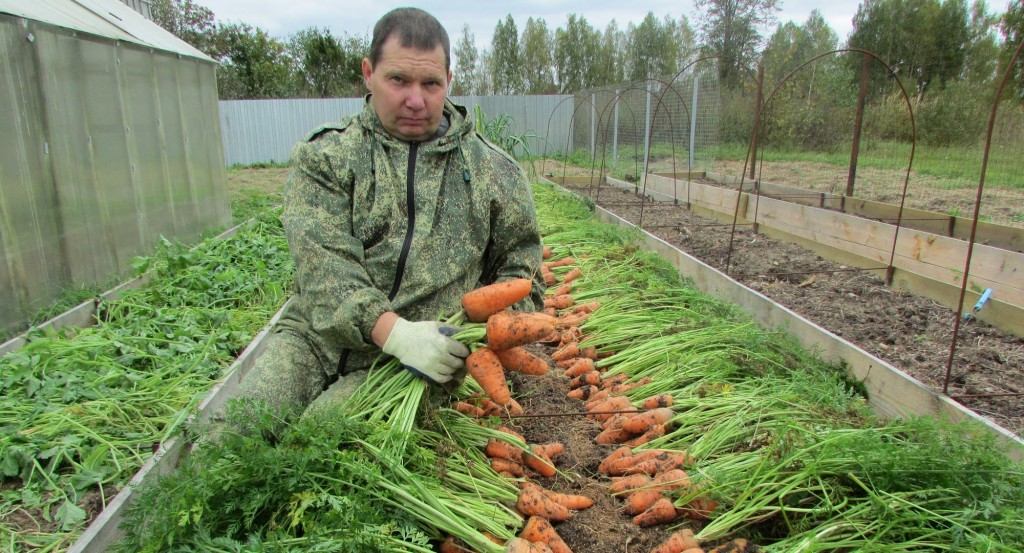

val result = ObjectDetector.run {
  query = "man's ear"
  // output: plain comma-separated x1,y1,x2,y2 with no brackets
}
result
362,57,373,85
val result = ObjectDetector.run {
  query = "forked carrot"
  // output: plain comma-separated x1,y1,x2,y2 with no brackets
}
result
486,311,557,351
650,529,700,553
633,497,679,527
519,516,572,553
516,485,572,521
461,278,534,322
466,347,511,405
495,347,549,376
622,407,676,434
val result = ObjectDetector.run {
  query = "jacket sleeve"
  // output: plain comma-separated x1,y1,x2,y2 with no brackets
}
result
482,156,545,312
282,135,391,351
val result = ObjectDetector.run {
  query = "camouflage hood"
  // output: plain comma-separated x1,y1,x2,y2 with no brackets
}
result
276,97,544,375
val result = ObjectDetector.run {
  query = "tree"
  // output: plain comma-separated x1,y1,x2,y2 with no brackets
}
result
761,10,838,90
962,0,999,86
217,23,292,99
452,24,483,95
554,14,601,92
1000,0,1024,100
695,0,780,89
521,17,556,93
625,12,681,82
491,15,522,94
848,0,970,99
596,20,627,87
289,28,365,98
150,0,220,57
675,15,699,71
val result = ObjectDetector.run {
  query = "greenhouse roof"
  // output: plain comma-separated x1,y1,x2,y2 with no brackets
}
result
0,0,214,62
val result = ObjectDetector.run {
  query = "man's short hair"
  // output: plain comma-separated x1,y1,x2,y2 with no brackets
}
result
369,7,451,72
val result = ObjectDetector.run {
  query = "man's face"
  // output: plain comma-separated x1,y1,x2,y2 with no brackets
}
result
362,36,451,143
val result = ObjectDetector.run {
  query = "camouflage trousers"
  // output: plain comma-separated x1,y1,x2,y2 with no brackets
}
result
232,330,367,428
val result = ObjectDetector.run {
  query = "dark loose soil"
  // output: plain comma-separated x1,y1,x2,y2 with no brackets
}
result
557,183,1024,439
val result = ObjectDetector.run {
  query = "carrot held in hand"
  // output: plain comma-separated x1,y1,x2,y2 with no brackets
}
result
467,347,511,405
462,278,534,322
487,311,557,351
495,347,549,376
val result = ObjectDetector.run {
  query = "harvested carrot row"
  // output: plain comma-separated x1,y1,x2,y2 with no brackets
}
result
544,294,575,310
505,537,554,553
516,484,572,521
562,266,583,283
519,516,572,553
495,347,549,376
461,278,534,322
466,347,511,405
563,357,596,378
650,529,700,553
633,497,679,527
487,311,558,351
622,407,676,434
523,444,557,477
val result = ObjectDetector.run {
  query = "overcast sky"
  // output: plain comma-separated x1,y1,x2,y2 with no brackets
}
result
197,0,864,52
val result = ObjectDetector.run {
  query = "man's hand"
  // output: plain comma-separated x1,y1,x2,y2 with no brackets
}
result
381,318,469,385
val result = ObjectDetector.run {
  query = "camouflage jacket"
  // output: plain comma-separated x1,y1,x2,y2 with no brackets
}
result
276,97,544,375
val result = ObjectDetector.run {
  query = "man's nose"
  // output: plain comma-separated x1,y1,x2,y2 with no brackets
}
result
405,88,426,110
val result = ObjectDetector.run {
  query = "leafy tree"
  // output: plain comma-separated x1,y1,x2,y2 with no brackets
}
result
554,14,602,92
597,20,627,87
452,24,483,96
521,17,556,93
848,0,970,99
289,28,365,98
695,0,781,89
1000,0,1024,100
625,12,681,82
675,15,699,71
216,23,292,99
962,0,999,86
762,10,838,91
150,0,220,57
491,15,522,94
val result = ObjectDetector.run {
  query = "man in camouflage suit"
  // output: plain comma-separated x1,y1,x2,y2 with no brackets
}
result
235,7,544,421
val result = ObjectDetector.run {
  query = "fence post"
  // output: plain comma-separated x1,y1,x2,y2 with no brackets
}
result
847,52,871,197
749,63,764,181
644,82,652,173
591,92,596,160
613,89,619,166
689,73,699,172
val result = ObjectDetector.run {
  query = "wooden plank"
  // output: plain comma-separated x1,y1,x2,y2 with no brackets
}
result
583,200,1024,461
845,198,952,236
67,300,288,552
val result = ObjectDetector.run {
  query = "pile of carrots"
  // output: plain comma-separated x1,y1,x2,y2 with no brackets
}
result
448,251,753,553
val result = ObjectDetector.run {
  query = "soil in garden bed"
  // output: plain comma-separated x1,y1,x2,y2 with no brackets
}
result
558,184,1024,439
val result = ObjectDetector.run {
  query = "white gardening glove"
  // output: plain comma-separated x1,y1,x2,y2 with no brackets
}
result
381,318,469,386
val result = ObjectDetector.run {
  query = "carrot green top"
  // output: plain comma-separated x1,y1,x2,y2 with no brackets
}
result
277,97,544,374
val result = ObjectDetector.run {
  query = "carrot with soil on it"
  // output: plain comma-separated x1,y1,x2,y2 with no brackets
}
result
519,516,573,553
651,468,691,492
571,301,601,314
566,384,603,401
487,311,558,351
609,473,653,495
453,401,486,418
544,294,575,310
505,537,555,553
490,458,526,477
539,442,564,458
485,438,524,462
467,347,511,405
544,257,575,269
495,347,549,376
461,278,534,322
561,266,583,283
516,484,573,521
622,407,676,434
542,245,553,259
553,282,574,296
641,393,674,409
633,497,679,527
569,370,603,390
563,357,596,377
523,444,557,477
650,529,700,553
626,423,666,447
624,488,665,515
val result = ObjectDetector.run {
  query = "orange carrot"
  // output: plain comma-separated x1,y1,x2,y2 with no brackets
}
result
440,536,472,553
486,311,557,351
569,370,603,389
598,446,633,474
641,393,674,409
495,347,549,376
523,444,557,477
571,301,601,314
626,423,666,447
595,426,635,445
651,468,691,492
622,407,675,434
491,458,526,477
507,398,525,416
551,342,582,361
566,384,602,401
599,373,629,389
519,516,572,553
680,495,719,521
706,538,754,553
650,529,700,553
605,450,670,476
539,442,564,458
588,395,634,422
485,439,523,462
681,549,706,553
540,330,561,344
609,378,651,394
542,245,553,259
544,257,575,269
553,282,574,296
544,294,575,310
655,452,695,472
462,278,533,322
466,347,511,405
633,497,678,527
480,398,503,416
608,473,652,494
562,267,583,283
453,401,485,418
516,485,572,521
624,488,664,515
557,311,591,327
544,490,593,510
563,357,596,378
499,425,526,441
542,270,557,287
